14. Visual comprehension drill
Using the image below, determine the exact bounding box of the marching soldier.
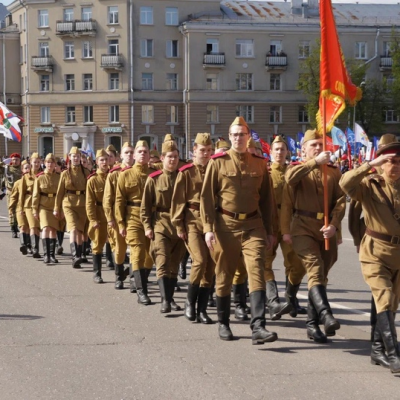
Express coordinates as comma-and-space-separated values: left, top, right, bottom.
86, 149, 109, 283
141, 138, 186, 313
285, 129, 345, 343
32, 153, 61, 264
115, 140, 154, 305
200, 116, 277, 344
54, 147, 90, 268
214, 138, 230, 154
55, 157, 66, 255
171, 133, 215, 324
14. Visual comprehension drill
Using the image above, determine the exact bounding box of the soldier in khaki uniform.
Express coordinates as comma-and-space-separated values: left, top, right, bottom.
19, 153, 42, 258
32, 153, 61, 264
200, 117, 277, 344
54, 146, 90, 268
103, 142, 135, 289
171, 133, 215, 324
115, 140, 154, 305
285, 129, 345, 343
86, 149, 109, 283
55, 158, 66, 255
141, 139, 187, 313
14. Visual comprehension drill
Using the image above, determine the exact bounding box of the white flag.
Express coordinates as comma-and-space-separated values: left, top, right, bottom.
354, 123, 368, 146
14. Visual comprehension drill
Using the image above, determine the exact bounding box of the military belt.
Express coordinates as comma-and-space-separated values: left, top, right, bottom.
127, 201, 141, 207
186, 202, 200, 211
217, 207, 258, 221
156, 207, 170, 213
66, 190, 86, 196
96, 201, 103, 206
295, 209, 324, 220
366, 227, 400, 245
40, 192, 55, 198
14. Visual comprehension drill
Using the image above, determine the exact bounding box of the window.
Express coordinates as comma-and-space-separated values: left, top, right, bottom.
65, 74, 75, 91
236, 73, 253, 91
236, 39, 254, 57
206, 73, 218, 90
270, 106, 282, 123
206, 38, 219, 54
165, 7, 178, 26
142, 73, 153, 90
270, 40, 282, 56
142, 105, 154, 123
166, 40, 179, 58
385, 110, 399, 123
140, 7, 153, 25
385, 75, 395, 91
236, 105, 254, 123
355, 42, 367, 59
38, 10, 49, 27
166, 73, 178, 90
298, 106, 309, 123
108, 6, 119, 24
140, 39, 153, 57
39, 42, 49, 57
383, 41, 392, 57
40, 75, 50, 92
81, 7, 92, 21
108, 39, 119, 55
167, 105, 178, 123
83, 74, 92, 91
64, 41, 74, 59
20, 46, 23, 63
110, 105, 119, 123
82, 41, 93, 58
40, 106, 50, 123
63, 8, 73, 21
66, 106, 75, 123
24, 44, 27, 63
270, 74, 281, 91
207, 105, 219, 123
298, 41, 310, 58
109, 73, 119, 90
83, 106, 93, 123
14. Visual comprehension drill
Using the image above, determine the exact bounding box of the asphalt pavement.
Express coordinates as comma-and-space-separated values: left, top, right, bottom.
0, 199, 399, 400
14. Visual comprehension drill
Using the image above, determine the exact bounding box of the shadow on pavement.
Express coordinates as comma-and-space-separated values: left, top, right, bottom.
0, 314, 44, 320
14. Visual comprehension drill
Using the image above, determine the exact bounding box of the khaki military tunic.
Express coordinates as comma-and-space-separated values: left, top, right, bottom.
115, 164, 153, 270
86, 169, 108, 254
19, 171, 40, 230
54, 165, 89, 232
8, 177, 28, 228
32, 171, 61, 230
3, 163, 22, 226
171, 162, 215, 287
141, 169, 186, 279
348, 200, 365, 248
285, 159, 346, 290
340, 163, 400, 313
200, 150, 274, 298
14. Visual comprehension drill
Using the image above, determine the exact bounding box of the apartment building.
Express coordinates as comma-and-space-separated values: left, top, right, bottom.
6, 0, 400, 158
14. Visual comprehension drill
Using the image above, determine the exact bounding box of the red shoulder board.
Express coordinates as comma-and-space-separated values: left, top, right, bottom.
290, 161, 302, 165
121, 166, 132, 172
110, 165, 122, 173
179, 163, 194, 172
211, 152, 226, 159
36, 171, 44, 177
87, 172, 96, 180
327, 163, 337, 168
149, 170, 163, 179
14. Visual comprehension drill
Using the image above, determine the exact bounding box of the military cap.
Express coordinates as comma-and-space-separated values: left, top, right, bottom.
164, 133, 174, 142
21, 160, 28, 166
247, 138, 257, 148
303, 129, 322, 144
31, 152, 40, 159
378, 134, 398, 149
96, 148, 108, 158
376, 142, 400, 157
229, 116, 249, 130
135, 140, 149, 149
122, 141, 134, 149
215, 138, 230, 150
45, 153, 56, 162
150, 149, 160, 158
195, 133, 212, 146
162, 140, 178, 153
106, 144, 117, 153
272, 135, 288, 148
69, 146, 81, 155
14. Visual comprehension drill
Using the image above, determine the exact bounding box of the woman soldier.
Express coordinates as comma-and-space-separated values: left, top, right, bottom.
32, 153, 61, 264
54, 146, 90, 268
54, 157, 66, 255
8, 160, 32, 255
19, 152, 42, 258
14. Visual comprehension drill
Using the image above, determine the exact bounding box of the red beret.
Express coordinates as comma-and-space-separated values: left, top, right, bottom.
10, 153, 21, 159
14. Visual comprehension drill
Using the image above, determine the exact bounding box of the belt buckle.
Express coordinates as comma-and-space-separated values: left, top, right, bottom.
76, 191, 81, 195
391, 235, 400, 245
48, 193, 54, 198
317, 212, 324, 220
238, 213, 247, 221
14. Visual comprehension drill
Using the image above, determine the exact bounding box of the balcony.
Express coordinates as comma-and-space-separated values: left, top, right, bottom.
101, 54, 123, 70
380, 56, 393, 71
265, 55, 288, 71
31, 56, 54, 72
56, 19, 97, 36
203, 53, 225, 68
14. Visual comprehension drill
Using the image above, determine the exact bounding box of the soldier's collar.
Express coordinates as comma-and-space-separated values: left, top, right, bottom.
271, 162, 285, 171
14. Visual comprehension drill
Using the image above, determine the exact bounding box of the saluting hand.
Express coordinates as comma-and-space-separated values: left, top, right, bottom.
369, 153, 397, 167
205, 232, 216, 251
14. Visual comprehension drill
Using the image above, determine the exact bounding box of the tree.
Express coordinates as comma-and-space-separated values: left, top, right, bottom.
390, 28, 400, 126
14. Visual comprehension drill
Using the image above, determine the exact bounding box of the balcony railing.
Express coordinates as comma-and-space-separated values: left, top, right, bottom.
203, 52, 225, 67
56, 19, 97, 35
265, 55, 288, 70
101, 54, 123, 69
75, 20, 97, 32
31, 56, 54, 71
56, 21, 74, 34
380, 56, 393, 70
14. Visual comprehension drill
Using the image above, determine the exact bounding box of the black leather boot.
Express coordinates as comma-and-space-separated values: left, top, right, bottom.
81, 241, 89, 263
184, 284, 199, 321
170, 278, 182, 311
49, 239, 58, 263
158, 277, 171, 313
31, 234, 41, 258
133, 269, 151, 305
250, 290, 278, 345
376, 311, 400, 373
285, 281, 301, 318
371, 323, 390, 368
145, 268, 152, 279
178, 251, 189, 280
306, 299, 327, 343
197, 287, 213, 324
93, 254, 103, 284
71, 242, 82, 268
115, 264, 125, 289
11, 224, 18, 238
208, 277, 216, 307
19, 233, 27, 255
216, 295, 233, 341
56, 231, 64, 255
26, 234, 33, 255
233, 283, 249, 321
266, 280, 291, 320
105, 242, 115, 270
370, 296, 377, 342
42, 238, 50, 264
309, 285, 340, 335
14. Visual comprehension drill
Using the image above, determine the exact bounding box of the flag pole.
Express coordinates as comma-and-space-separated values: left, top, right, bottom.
322, 98, 330, 251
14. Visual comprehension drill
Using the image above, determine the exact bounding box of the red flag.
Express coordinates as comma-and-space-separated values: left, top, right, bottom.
325, 136, 336, 152
317, 0, 362, 133
347, 143, 352, 169
259, 138, 270, 156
